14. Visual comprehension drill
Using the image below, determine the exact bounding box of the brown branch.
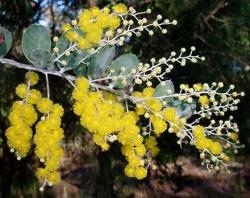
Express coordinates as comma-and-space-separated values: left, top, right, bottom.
203, 0, 227, 31
87, 0, 97, 7
204, 0, 226, 22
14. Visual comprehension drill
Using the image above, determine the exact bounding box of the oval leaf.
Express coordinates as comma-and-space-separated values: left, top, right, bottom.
154, 80, 175, 97
22, 24, 51, 67
88, 46, 116, 79
176, 101, 196, 119
109, 53, 139, 88
29, 49, 53, 68
0, 26, 12, 57
73, 63, 88, 77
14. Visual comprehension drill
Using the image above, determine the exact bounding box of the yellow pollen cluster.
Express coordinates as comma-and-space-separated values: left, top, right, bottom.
73, 77, 124, 150
35, 101, 64, 185
229, 132, 238, 141
112, 3, 128, 14
73, 77, 148, 179
119, 112, 147, 179
6, 71, 40, 159
193, 83, 203, 92
132, 88, 186, 135
133, 87, 162, 115
63, 4, 125, 49
193, 125, 223, 155
25, 71, 39, 86
199, 95, 210, 107
145, 136, 160, 157
6, 102, 37, 158
6, 72, 65, 187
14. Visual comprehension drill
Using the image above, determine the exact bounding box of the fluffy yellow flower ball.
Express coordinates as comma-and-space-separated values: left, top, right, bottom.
112, 3, 128, 14
162, 107, 177, 122
37, 98, 54, 113
124, 165, 135, 177
150, 115, 168, 135
15, 83, 28, 98
199, 95, 210, 107
25, 71, 39, 86
193, 125, 205, 138
134, 167, 147, 179
27, 89, 42, 104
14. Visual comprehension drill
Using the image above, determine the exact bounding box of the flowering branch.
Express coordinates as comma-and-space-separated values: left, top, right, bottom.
0, 58, 76, 82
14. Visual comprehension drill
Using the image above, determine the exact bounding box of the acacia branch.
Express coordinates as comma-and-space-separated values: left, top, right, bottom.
0, 57, 131, 97
0, 57, 76, 81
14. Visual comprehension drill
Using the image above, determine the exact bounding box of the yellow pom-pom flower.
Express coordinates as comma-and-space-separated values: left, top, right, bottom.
162, 107, 177, 122
25, 71, 39, 86
199, 95, 210, 107
134, 167, 147, 179
112, 3, 128, 14
15, 83, 28, 99
37, 98, 54, 113
27, 89, 42, 104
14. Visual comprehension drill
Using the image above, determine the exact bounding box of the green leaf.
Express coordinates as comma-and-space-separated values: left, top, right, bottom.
65, 51, 88, 70
176, 102, 193, 119
0, 26, 12, 57
22, 24, 51, 67
154, 80, 175, 97
29, 49, 53, 68
73, 63, 88, 76
88, 46, 116, 79
109, 53, 139, 88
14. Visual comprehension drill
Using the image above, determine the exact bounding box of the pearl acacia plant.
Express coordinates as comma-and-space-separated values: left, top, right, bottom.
0, 3, 245, 190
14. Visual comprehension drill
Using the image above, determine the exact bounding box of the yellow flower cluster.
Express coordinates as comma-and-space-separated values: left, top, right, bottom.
73, 77, 148, 179
35, 100, 64, 185
145, 136, 160, 157
6, 71, 40, 159
199, 95, 210, 107
133, 88, 162, 114
72, 77, 124, 150
6, 101, 37, 158
193, 125, 223, 155
132, 88, 186, 135
6, 72, 65, 187
119, 112, 147, 179
63, 4, 126, 49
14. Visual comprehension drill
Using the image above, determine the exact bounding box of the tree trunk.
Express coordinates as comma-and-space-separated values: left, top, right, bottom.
95, 150, 114, 198
87, 0, 97, 7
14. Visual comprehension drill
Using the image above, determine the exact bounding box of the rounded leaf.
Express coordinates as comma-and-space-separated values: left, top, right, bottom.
0, 26, 12, 57
88, 46, 116, 79
73, 64, 88, 76
22, 24, 51, 66
176, 103, 193, 119
29, 49, 53, 68
154, 80, 175, 97
109, 53, 139, 88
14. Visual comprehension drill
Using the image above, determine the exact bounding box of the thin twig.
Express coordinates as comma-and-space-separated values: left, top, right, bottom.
45, 73, 50, 98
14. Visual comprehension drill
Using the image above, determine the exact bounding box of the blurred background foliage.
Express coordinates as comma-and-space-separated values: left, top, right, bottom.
0, 0, 249, 197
